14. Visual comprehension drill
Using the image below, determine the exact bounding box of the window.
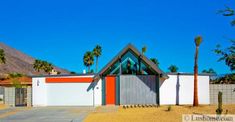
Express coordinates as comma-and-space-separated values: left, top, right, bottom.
103, 50, 155, 75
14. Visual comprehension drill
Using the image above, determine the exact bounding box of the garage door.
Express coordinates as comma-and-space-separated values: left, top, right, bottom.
46, 77, 94, 106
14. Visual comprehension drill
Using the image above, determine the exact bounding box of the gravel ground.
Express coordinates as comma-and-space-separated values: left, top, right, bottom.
84, 104, 235, 122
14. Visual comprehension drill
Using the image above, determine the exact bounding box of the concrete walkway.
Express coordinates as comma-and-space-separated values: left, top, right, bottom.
0, 107, 95, 122
93, 106, 119, 113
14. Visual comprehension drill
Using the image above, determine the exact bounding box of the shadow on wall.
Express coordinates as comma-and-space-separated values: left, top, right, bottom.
159, 78, 166, 87
86, 81, 98, 92
95, 75, 170, 94
176, 74, 180, 105
136, 75, 156, 92
99, 75, 158, 93
160, 74, 180, 105
120, 75, 158, 104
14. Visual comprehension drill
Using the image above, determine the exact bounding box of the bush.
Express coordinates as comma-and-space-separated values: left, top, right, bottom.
167, 105, 172, 111
9, 72, 23, 78
57, 71, 61, 75
0, 98, 2, 101
0, 73, 9, 80
70, 72, 76, 74
12, 79, 22, 88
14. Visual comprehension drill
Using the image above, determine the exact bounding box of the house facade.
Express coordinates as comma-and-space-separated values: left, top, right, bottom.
0, 76, 32, 107
32, 44, 210, 106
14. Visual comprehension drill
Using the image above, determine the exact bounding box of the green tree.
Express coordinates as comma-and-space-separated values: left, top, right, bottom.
83, 51, 94, 73
193, 36, 203, 106
9, 72, 23, 78
42, 61, 53, 74
33, 59, 43, 72
218, 6, 235, 26
212, 73, 235, 84
12, 79, 22, 88
168, 65, 178, 73
33, 59, 54, 74
150, 58, 160, 66
93, 45, 102, 73
142, 46, 147, 55
202, 68, 216, 74
214, 6, 235, 72
0, 49, 6, 64
214, 41, 235, 71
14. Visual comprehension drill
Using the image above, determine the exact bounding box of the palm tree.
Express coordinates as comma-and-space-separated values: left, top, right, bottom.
83, 51, 94, 73
43, 62, 53, 74
168, 65, 178, 73
93, 45, 102, 73
0, 49, 6, 64
33, 59, 42, 72
33, 59, 54, 74
193, 36, 203, 106
150, 58, 160, 66
126, 59, 132, 74
142, 46, 147, 55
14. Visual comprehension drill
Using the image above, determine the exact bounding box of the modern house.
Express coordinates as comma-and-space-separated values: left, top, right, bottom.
32, 44, 210, 106
0, 76, 32, 107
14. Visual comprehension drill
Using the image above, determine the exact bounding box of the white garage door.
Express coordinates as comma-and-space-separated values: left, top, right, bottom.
46, 83, 93, 106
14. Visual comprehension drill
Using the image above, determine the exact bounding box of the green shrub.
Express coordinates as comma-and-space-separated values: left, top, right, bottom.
216, 91, 223, 114
12, 79, 22, 88
225, 109, 228, 114
9, 73, 23, 78
70, 72, 76, 74
0, 98, 3, 101
167, 105, 172, 111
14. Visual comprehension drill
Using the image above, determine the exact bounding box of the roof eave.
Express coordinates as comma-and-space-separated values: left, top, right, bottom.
95, 44, 168, 78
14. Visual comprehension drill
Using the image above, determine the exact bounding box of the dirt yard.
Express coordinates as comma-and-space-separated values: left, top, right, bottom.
84, 105, 235, 122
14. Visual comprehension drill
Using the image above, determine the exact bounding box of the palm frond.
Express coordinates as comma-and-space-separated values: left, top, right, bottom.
93, 45, 102, 57
194, 36, 203, 47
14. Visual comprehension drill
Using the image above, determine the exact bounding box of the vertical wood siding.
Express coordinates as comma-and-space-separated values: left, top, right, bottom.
120, 75, 157, 105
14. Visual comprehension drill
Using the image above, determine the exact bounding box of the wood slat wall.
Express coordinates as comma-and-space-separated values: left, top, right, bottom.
120, 75, 157, 105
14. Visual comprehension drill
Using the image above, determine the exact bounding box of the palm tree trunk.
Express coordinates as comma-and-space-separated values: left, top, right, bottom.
88, 66, 90, 73
193, 47, 199, 106
96, 57, 98, 73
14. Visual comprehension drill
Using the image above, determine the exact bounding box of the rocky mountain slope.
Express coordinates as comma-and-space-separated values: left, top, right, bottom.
0, 42, 70, 75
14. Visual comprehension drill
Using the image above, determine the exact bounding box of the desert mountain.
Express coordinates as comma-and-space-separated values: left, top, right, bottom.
0, 42, 70, 75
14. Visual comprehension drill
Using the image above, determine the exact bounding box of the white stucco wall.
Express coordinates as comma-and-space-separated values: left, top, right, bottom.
46, 83, 93, 106
32, 77, 47, 106
94, 79, 102, 106
160, 74, 210, 105
32, 75, 102, 106
33, 74, 209, 106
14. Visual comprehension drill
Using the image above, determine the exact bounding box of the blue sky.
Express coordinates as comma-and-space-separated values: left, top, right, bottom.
0, 0, 234, 74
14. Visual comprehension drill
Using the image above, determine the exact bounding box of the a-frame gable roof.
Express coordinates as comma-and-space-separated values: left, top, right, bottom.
95, 44, 168, 79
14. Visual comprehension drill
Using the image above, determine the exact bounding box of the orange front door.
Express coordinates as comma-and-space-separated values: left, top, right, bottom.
105, 76, 116, 105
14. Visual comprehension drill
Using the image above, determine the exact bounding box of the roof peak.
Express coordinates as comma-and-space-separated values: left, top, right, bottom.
95, 44, 168, 79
